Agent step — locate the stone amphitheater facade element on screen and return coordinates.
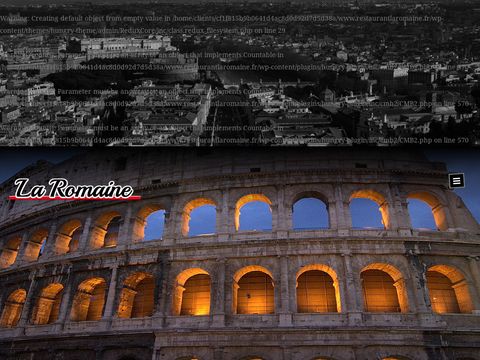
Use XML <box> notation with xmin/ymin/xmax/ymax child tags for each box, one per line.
<box><xmin>0</xmin><ymin>148</ymin><xmax>479</xmax><ymax>360</ymax></box>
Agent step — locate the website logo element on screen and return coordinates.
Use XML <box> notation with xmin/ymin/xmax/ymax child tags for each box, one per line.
<box><xmin>8</xmin><ymin>178</ymin><xmax>142</xmax><ymax>201</ymax></box>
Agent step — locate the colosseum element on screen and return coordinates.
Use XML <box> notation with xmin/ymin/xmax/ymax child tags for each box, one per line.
<box><xmin>0</xmin><ymin>148</ymin><xmax>479</xmax><ymax>360</ymax></box>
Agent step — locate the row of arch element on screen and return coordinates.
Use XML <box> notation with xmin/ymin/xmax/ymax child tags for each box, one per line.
<box><xmin>0</xmin><ymin>263</ymin><xmax>474</xmax><ymax>328</ymax></box>
<box><xmin>0</xmin><ymin>189</ymin><xmax>448</xmax><ymax>269</ymax></box>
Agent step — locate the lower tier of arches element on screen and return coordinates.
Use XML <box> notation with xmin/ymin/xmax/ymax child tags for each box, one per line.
<box><xmin>0</xmin><ymin>329</ymin><xmax>479</xmax><ymax>360</ymax></box>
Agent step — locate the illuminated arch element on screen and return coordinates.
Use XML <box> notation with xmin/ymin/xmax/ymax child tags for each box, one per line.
<box><xmin>292</xmin><ymin>192</ymin><xmax>330</xmax><ymax>230</ymax></box>
<box><xmin>133</xmin><ymin>204</ymin><xmax>166</xmax><ymax>242</ymax></box>
<box><xmin>350</xmin><ymin>189</ymin><xmax>389</xmax><ymax>229</ymax></box>
<box><xmin>361</xmin><ymin>263</ymin><xmax>409</xmax><ymax>313</ymax></box>
<box><xmin>296</xmin><ymin>264</ymin><xmax>341</xmax><ymax>313</ymax></box>
<box><xmin>31</xmin><ymin>283</ymin><xmax>64</xmax><ymax>325</ymax></box>
<box><xmin>24</xmin><ymin>228</ymin><xmax>49</xmax><ymax>262</ymax></box>
<box><xmin>90</xmin><ymin>211</ymin><xmax>122</xmax><ymax>249</ymax></box>
<box><xmin>181</xmin><ymin>198</ymin><xmax>217</xmax><ymax>237</ymax></box>
<box><xmin>427</xmin><ymin>265</ymin><xmax>473</xmax><ymax>314</ymax></box>
<box><xmin>117</xmin><ymin>272</ymin><xmax>155</xmax><ymax>318</ymax></box>
<box><xmin>172</xmin><ymin>268</ymin><xmax>211</xmax><ymax>316</ymax></box>
<box><xmin>55</xmin><ymin>219</ymin><xmax>82</xmax><ymax>255</ymax></box>
<box><xmin>70</xmin><ymin>277</ymin><xmax>106</xmax><ymax>321</ymax></box>
<box><xmin>0</xmin><ymin>236</ymin><xmax>22</xmax><ymax>268</ymax></box>
<box><xmin>235</xmin><ymin>194</ymin><xmax>272</xmax><ymax>231</ymax></box>
<box><xmin>0</xmin><ymin>289</ymin><xmax>26</xmax><ymax>327</ymax></box>
<box><xmin>233</xmin><ymin>265</ymin><xmax>274</xmax><ymax>315</ymax></box>
<box><xmin>408</xmin><ymin>191</ymin><xmax>449</xmax><ymax>231</ymax></box>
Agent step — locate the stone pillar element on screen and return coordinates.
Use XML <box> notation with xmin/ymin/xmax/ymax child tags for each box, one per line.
<box><xmin>57</xmin><ymin>276</ymin><xmax>73</xmax><ymax>325</ymax></box>
<box><xmin>171</xmin><ymin>283</ymin><xmax>185</xmax><ymax>316</ymax></box>
<box><xmin>78</xmin><ymin>215</ymin><xmax>92</xmax><ymax>252</ymax></box>
<box><xmin>15</xmin><ymin>233</ymin><xmax>32</xmax><ymax>266</ymax></box>
<box><xmin>405</xmin><ymin>255</ymin><xmax>430</xmax><ymax>314</ymax></box>
<box><xmin>278</xmin><ymin>256</ymin><xmax>292</xmax><ymax>326</ymax></box>
<box><xmin>275</xmin><ymin>186</ymin><xmax>288</xmax><ymax>236</ymax></box>
<box><xmin>217</xmin><ymin>191</ymin><xmax>230</xmax><ymax>241</ymax></box>
<box><xmin>102</xmin><ymin>265</ymin><xmax>119</xmax><ymax>319</ymax></box>
<box><xmin>117</xmin><ymin>204</ymin><xmax>132</xmax><ymax>246</ymax></box>
<box><xmin>341</xmin><ymin>253</ymin><xmax>362</xmax><ymax>325</ymax></box>
<box><xmin>211</xmin><ymin>258</ymin><xmax>226</xmax><ymax>327</ymax></box>
<box><xmin>42</xmin><ymin>222</ymin><xmax>57</xmax><ymax>258</ymax></box>
<box><xmin>17</xmin><ymin>270</ymin><xmax>37</xmax><ymax>327</ymax></box>
<box><xmin>467</xmin><ymin>256</ymin><xmax>480</xmax><ymax>313</ymax></box>
<box><xmin>334</xmin><ymin>184</ymin><xmax>351</xmax><ymax>236</ymax></box>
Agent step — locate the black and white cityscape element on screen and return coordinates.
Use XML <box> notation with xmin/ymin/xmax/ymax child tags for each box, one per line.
<box><xmin>0</xmin><ymin>0</ymin><xmax>480</xmax><ymax>146</ymax></box>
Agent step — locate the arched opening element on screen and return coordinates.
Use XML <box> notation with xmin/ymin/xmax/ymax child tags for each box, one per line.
<box><xmin>235</xmin><ymin>194</ymin><xmax>272</xmax><ymax>232</ymax></box>
<box><xmin>181</xmin><ymin>198</ymin><xmax>217</xmax><ymax>237</ymax></box>
<box><xmin>31</xmin><ymin>283</ymin><xmax>64</xmax><ymax>325</ymax></box>
<box><xmin>70</xmin><ymin>278</ymin><xmax>106</xmax><ymax>321</ymax></box>
<box><xmin>293</xmin><ymin>195</ymin><xmax>329</xmax><ymax>230</ymax></box>
<box><xmin>407</xmin><ymin>199</ymin><xmax>437</xmax><ymax>230</ymax></box>
<box><xmin>0</xmin><ymin>289</ymin><xmax>26</xmax><ymax>327</ymax></box>
<box><xmin>361</xmin><ymin>263</ymin><xmax>408</xmax><ymax>313</ymax></box>
<box><xmin>296</xmin><ymin>265</ymin><xmax>339</xmax><ymax>313</ymax></box>
<box><xmin>144</xmin><ymin>210</ymin><xmax>166</xmax><ymax>241</ymax></box>
<box><xmin>133</xmin><ymin>204</ymin><xmax>166</xmax><ymax>242</ymax></box>
<box><xmin>350</xmin><ymin>190</ymin><xmax>389</xmax><ymax>229</ymax></box>
<box><xmin>55</xmin><ymin>219</ymin><xmax>82</xmax><ymax>255</ymax></box>
<box><xmin>24</xmin><ymin>229</ymin><xmax>49</xmax><ymax>262</ymax></box>
<box><xmin>0</xmin><ymin>236</ymin><xmax>21</xmax><ymax>268</ymax></box>
<box><xmin>173</xmin><ymin>268</ymin><xmax>211</xmax><ymax>316</ymax></box>
<box><xmin>117</xmin><ymin>272</ymin><xmax>155</xmax><ymax>318</ymax></box>
<box><xmin>234</xmin><ymin>266</ymin><xmax>274</xmax><ymax>315</ymax></box>
<box><xmin>408</xmin><ymin>191</ymin><xmax>448</xmax><ymax>231</ymax></box>
<box><xmin>90</xmin><ymin>212</ymin><xmax>122</xmax><ymax>249</ymax></box>
<box><xmin>426</xmin><ymin>265</ymin><xmax>473</xmax><ymax>314</ymax></box>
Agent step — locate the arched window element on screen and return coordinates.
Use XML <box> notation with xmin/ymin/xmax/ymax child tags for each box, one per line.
<box><xmin>408</xmin><ymin>192</ymin><xmax>448</xmax><ymax>231</ymax></box>
<box><xmin>117</xmin><ymin>272</ymin><xmax>155</xmax><ymax>318</ymax></box>
<box><xmin>181</xmin><ymin>198</ymin><xmax>217</xmax><ymax>237</ymax></box>
<box><xmin>24</xmin><ymin>229</ymin><xmax>49</xmax><ymax>262</ymax></box>
<box><xmin>133</xmin><ymin>204</ymin><xmax>166</xmax><ymax>242</ymax></box>
<box><xmin>350</xmin><ymin>190</ymin><xmax>389</xmax><ymax>229</ymax></box>
<box><xmin>55</xmin><ymin>220</ymin><xmax>82</xmax><ymax>255</ymax></box>
<box><xmin>70</xmin><ymin>278</ymin><xmax>106</xmax><ymax>321</ymax></box>
<box><xmin>234</xmin><ymin>266</ymin><xmax>274</xmax><ymax>315</ymax></box>
<box><xmin>407</xmin><ymin>199</ymin><xmax>437</xmax><ymax>230</ymax></box>
<box><xmin>0</xmin><ymin>236</ymin><xmax>21</xmax><ymax>268</ymax></box>
<box><xmin>144</xmin><ymin>210</ymin><xmax>166</xmax><ymax>241</ymax></box>
<box><xmin>31</xmin><ymin>283</ymin><xmax>64</xmax><ymax>325</ymax></box>
<box><xmin>361</xmin><ymin>269</ymin><xmax>402</xmax><ymax>313</ymax></box>
<box><xmin>0</xmin><ymin>289</ymin><xmax>26</xmax><ymax>327</ymax></box>
<box><xmin>426</xmin><ymin>265</ymin><xmax>473</xmax><ymax>314</ymax></box>
<box><xmin>293</xmin><ymin>196</ymin><xmax>329</xmax><ymax>230</ymax></box>
<box><xmin>235</xmin><ymin>194</ymin><xmax>272</xmax><ymax>232</ymax></box>
<box><xmin>297</xmin><ymin>269</ymin><xmax>338</xmax><ymax>313</ymax></box>
<box><xmin>90</xmin><ymin>212</ymin><xmax>122</xmax><ymax>249</ymax></box>
<box><xmin>173</xmin><ymin>268</ymin><xmax>211</xmax><ymax>316</ymax></box>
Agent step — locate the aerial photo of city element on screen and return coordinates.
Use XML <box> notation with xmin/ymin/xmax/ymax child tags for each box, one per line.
<box><xmin>0</xmin><ymin>0</ymin><xmax>479</xmax><ymax>146</ymax></box>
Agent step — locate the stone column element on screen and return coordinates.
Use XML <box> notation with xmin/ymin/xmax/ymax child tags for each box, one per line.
<box><xmin>211</xmin><ymin>258</ymin><xmax>226</xmax><ymax>327</ymax></box>
<box><xmin>57</xmin><ymin>276</ymin><xmax>73</xmax><ymax>325</ymax></box>
<box><xmin>15</xmin><ymin>233</ymin><xmax>31</xmax><ymax>266</ymax></box>
<box><xmin>17</xmin><ymin>270</ymin><xmax>37</xmax><ymax>327</ymax></box>
<box><xmin>78</xmin><ymin>215</ymin><xmax>92</xmax><ymax>252</ymax></box>
<box><xmin>275</xmin><ymin>186</ymin><xmax>289</xmax><ymax>237</ymax></box>
<box><xmin>278</xmin><ymin>256</ymin><xmax>292</xmax><ymax>326</ymax></box>
<box><xmin>42</xmin><ymin>222</ymin><xmax>57</xmax><ymax>258</ymax></box>
<box><xmin>102</xmin><ymin>265</ymin><xmax>119</xmax><ymax>320</ymax></box>
<box><xmin>467</xmin><ymin>256</ymin><xmax>480</xmax><ymax>313</ymax></box>
<box><xmin>217</xmin><ymin>191</ymin><xmax>230</xmax><ymax>241</ymax></box>
<box><xmin>341</xmin><ymin>253</ymin><xmax>362</xmax><ymax>325</ymax></box>
<box><xmin>334</xmin><ymin>184</ymin><xmax>351</xmax><ymax>236</ymax></box>
<box><xmin>117</xmin><ymin>204</ymin><xmax>132</xmax><ymax>246</ymax></box>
